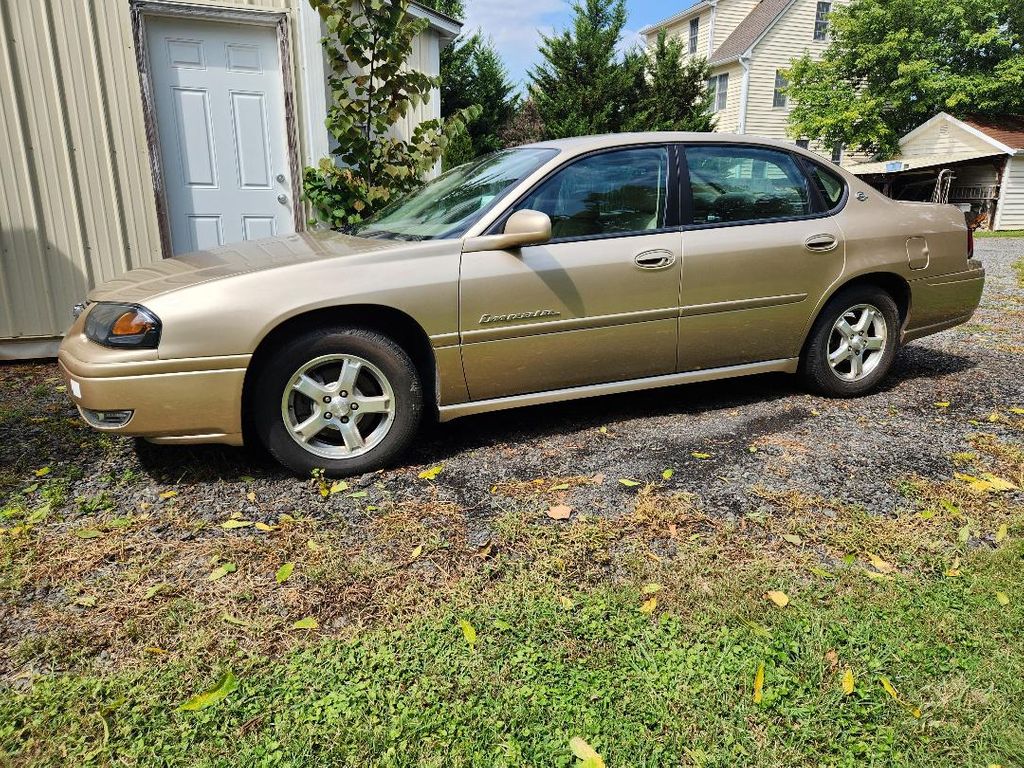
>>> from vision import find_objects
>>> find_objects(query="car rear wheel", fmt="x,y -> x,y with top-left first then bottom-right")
253,327 -> 423,477
801,285 -> 900,397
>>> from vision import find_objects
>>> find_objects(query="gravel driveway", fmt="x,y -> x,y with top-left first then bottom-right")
2,239 -> 1021,528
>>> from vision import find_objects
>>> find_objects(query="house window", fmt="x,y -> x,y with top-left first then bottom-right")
689,18 -> 699,55
773,71 -> 788,108
708,73 -> 729,113
813,1 -> 832,41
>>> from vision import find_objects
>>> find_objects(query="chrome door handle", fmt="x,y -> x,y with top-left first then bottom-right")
634,249 -> 677,270
804,234 -> 839,252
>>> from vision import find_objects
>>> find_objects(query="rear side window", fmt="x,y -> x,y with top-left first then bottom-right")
686,145 -> 812,224
516,147 -> 669,240
807,163 -> 846,210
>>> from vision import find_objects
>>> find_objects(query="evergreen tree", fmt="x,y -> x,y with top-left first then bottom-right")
529,0 -> 637,138
499,98 -> 546,147
629,31 -> 715,132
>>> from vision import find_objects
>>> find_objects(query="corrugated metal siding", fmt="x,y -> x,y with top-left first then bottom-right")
0,0 -> 296,348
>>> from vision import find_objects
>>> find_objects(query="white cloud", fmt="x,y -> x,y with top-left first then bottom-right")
461,0 -> 570,88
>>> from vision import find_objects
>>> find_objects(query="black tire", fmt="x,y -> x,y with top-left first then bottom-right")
253,327 -> 423,477
800,284 -> 900,397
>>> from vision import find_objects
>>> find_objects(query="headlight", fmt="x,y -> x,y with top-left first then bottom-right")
84,303 -> 162,349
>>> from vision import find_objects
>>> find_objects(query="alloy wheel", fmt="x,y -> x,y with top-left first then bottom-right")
827,303 -> 888,382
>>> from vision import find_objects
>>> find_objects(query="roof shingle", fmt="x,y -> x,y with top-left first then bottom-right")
962,115 -> 1024,151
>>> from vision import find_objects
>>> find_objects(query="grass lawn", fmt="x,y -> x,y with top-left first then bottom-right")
3,439 -> 1024,766
977,230 -> 1024,238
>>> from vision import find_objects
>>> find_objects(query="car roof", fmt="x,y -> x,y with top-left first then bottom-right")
520,132 -> 824,160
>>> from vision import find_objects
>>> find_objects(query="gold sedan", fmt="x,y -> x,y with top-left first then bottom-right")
59,133 -> 985,476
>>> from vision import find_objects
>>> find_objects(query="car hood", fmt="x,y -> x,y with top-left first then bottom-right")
87,231 -> 421,304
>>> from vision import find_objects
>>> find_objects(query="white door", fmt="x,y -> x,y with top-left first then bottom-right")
146,16 -> 295,254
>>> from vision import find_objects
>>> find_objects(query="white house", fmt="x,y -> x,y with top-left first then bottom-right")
642,0 -> 849,161
846,113 -> 1024,231
0,0 -> 460,359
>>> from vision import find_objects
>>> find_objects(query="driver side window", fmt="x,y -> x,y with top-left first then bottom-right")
686,145 -> 811,225
516,147 -> 669,240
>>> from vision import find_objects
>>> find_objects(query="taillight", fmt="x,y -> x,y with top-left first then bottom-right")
965,212 -> 975,260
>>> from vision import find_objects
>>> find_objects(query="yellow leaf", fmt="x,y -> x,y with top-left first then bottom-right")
208,562 -> 237,581
410,544 -> 423,560
548,482 -> 571,491
75,529 -> 102,539
275,562 -> 294,584
996,591 -> 1010,606
246,491 -> 256,503
996,524 -> 1008,543
691,452 -> 712,460
144,647 -> 167,655
641,583 -> 662,595
933,401 -> 951,408
618,478 -> 641,487
254,522 -> 276,532
178,670 -> 238,711
34,466 -> 51,477
753,661 -> 765,704
459,618 -> 477,649
418,465 -> 444,481
881,676 -> 899,701
329,480 -> 349,495
158,490 -> 178,500
569,737 -> 606,768
868,554 -> 896,574
765,590 -> 789,608
221,519 -> 252,529
291,616 -> 318,630
782,533 -> 802,545
842,668 -> 855,695
661,468 -> 674,480
547,504 -> 572,520
559,595 -> 574,610
987,412 -> 1001,422
1010,408 -> 1024,415
640,597 -> 658,614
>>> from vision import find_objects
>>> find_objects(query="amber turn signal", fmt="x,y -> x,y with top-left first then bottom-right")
111,310 -> 156,336
85,303 -> 162,349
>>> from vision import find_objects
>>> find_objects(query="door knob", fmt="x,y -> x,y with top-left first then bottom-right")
277,194 -> 288,205
276,173 -> 286,184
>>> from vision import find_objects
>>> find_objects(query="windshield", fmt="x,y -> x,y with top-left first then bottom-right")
348,148 -> 558,241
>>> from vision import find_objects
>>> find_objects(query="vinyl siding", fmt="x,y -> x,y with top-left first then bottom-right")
709,0 -> 761,52
709,63 -> 745,133
995,156 -> 1024,230
662,12 -> 712,62
899,121 -> 1003,160
0,0 -> 446,351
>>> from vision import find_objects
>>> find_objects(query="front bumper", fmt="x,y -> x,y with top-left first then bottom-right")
58,318 -> 249,446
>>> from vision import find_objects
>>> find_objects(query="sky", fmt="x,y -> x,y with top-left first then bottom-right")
460,0 -> 700,90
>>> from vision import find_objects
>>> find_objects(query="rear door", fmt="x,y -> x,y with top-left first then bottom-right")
677,144 -> 846,371
459,145 -> 682,400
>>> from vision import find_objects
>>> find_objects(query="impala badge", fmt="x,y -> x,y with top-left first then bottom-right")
479,309 -> 561,324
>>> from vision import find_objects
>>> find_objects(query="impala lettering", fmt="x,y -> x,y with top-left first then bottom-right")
479,309 -> 561,324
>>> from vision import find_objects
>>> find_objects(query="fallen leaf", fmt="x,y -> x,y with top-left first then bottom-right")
275,562 -> 294,584
418,465 -> 444,481
842,668 -> 855,695
640,597 -> 658,614
996,524 -> 1008,543
144,584 -> 166,600
1010,408 -> 1024,415
178,670 -> 238,711
246,492 -> 256,503
221,519 -> 252,530
691,452 -> 712,459
641,583 -> 662,595
349,491 -> 368,498
996,591 -> 1010,606
934,402 -> 951,408
765,590 -> 789,608
598,426 -> 609,434
75,529 -> 102,539
291,617 -> 318,630
558,595 -> 574,610
144,647 -> 167,655
661,468 -> 674,480
618,478 -> 641,487
782,533 -> 802,545
880,676 -> 899,700
222,614 -> 249,627
208,562 -> 237,581
75,595 -> 97,608
34,467 -> 51,477
958,523 -> 972,544
254,522 -> 277,532
569,736 -> 606,768
753,661 -> 765,704
868,554 -> 896,574
547,504 -> 572,520
329,480 -> 349,495
591,473 -> 605,484
548,483 -> 570,491
748,445 -> 758,453
158,490 -> 177,500
459,618 -> 477,649
987,412 -> 1001,422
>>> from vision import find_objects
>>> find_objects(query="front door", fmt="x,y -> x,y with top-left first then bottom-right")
678,144 -> 846,371
145,16 -> 295,254
460,146 -> 681,401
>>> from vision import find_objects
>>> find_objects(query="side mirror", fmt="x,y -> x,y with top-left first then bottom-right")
463,209 -> 551,253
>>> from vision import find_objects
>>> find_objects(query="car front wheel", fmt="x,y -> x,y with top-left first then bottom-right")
253,327 -> 423,477
801,285 -> 900,397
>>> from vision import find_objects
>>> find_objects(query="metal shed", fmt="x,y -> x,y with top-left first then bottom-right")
0,0 -> 459,360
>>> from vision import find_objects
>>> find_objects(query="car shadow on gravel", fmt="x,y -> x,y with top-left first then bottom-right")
129,345 -> 978,483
